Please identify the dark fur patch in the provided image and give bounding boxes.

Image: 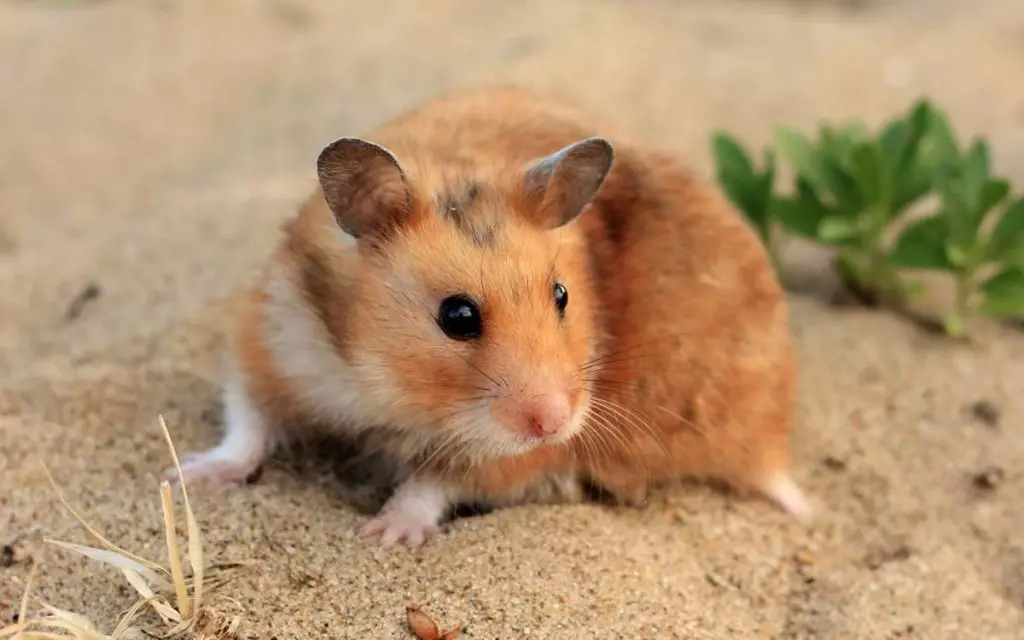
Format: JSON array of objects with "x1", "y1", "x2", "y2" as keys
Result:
[
  {"x1": 437, "y1": 182, "x2": 499, "y2": 246},
  {"x1": 293, "y1": 242, "x2": 349, "y2": 355},
  {"x1": 445, "y1": 501, "x2": 496, "y2": 523}
]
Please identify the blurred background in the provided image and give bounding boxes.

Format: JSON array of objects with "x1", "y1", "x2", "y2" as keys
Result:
[{"x1": 3, "y1": 0, "x2": 1024, "y2": 371}]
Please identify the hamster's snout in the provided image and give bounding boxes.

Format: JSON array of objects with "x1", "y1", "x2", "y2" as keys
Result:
[
  {"x1": 520, "y1": 393, "x2": 572, "y2": 439},
  {"x1": 489, "y1": 370, "x2": 579, "y2": 444}
]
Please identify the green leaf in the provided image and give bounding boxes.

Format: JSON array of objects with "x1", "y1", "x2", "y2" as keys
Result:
[
  {"x1": 938, "y1": 154, "x2": 1006, "y2": 253},
  {"x1": 891, "y1": 104, "x2": 960, "y2": 214},
  {"x1": 771, "y1": 198, "x2": 813, "y2": 238},
  {"x1": 837, "y1": 121, "x2": 868, "y2": 144},
  {"x1": 885, "y1": 101, "x2": 931, "y2": 211},
  {"x1": 1004, "y1": 246, "x2": 1024, "y2": 268},
  {"x1": 891, "y1": 171, "x2": 934, "y2": 215},
  {"x1": 820, "y1": 123, "x2": 859, "y2": 171},
  {"x1": 919, "y1": 106, "x2": 960, "y2": 167},
  {"x1": 770, "y1": 178, "x2": 828, "y2": 239},
  {"x1": 757, "y1": 149, "x2": 777, "y2": 211},
  {"x1": 711, "y1": 132, "x2": 762, "y2": 220},
  {"x1": 879, "y1": 120, "x2": 906, "y2": 161},
  {"x1": 979, "y1": 296, "x2": 1024, "y2": 317},
  {"x1": 981, "y1": 179, "x2": 1011, "y2": 212},
  {"x1": 981, "y1": 266, "x2": 1024, "y2": 297},
  {"x1": 712, "y1": 132, "x2": 757, "y2": 186},
  {"x1": 817, "y1": 215, "x2": 862, "y2": 243},
  {"x1": 958, "y1": 178, "x2": 1010, "y2": 250},
  {"x1": 775, "y1": 126, "x2": 828, "y2": 192},
  {"x1": 896, "y1": 101, "x2": 932, "y2": 174},
  {"x1": 945, "y1": 243, "x2": 970, "y2": 269},
  {"x1": 888, "y1": 214, "x2": 951, "y2": 270},
  {"x1": 979, "y1": 267, "x2": 1024, "y2": 317},
  {"x1": 962, "y1": 139, "x2": 991, "y2": 213},
  {"x1": 938, "y1": 170, "x2": 972, "y2": 248},
  {"x1": 851, "y1": 141, "x2": 882, "y2": 205},
  {"x1": 821, "y1": 156, "x2": 865, "y2": 214}
]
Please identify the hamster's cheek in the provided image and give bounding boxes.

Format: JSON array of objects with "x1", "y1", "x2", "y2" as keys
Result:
[{"x1": 383, "y1": 346, "x2": 480, "y2": 413}]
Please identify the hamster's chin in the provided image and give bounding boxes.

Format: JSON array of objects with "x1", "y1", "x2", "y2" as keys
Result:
[{"x1": 477, "y1": 420, "x2": 582, "y2": 459}]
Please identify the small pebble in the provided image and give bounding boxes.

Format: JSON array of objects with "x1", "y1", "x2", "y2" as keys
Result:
[
  {"x1": 823, "y1": 456, "x2": 847, "y2": 472},
  {"x1": 793, "y1": 550, "x2": 815, "y2": 566},
  {"x1": 968, "y1": 400, "x2": 1000, "y2": 429},
  {"x1": 972, "y1": 466, "x2": 1004, "y2": 492},
  {"x1": 865, "y1": 544, "x2": 912, "y2": 570}
]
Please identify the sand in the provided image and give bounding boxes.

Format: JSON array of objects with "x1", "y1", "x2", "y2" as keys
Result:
[{"x1": 2, "y1": 0, "x2": 1024, "y2": 638}]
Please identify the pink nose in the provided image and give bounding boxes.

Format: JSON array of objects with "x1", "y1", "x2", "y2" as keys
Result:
[{"x1": 522, "y1": 394, "x2": 572, "y2": 438}]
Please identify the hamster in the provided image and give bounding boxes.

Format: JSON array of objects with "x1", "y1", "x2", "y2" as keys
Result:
[{"x1": 171, "y1": 87, "x2": 811, "y2": 547}]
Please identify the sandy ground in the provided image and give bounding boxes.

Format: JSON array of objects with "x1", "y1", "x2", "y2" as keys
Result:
[{"x1": 2, "y1": 0, "x2": 1024, "y2": 638}]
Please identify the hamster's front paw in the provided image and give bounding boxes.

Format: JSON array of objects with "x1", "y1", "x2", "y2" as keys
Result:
[
  {"x1": 358, "y1": 478, "x2": 450, "y2": 548},
  {"x1": 165, "y1": 450, "x2": 262, "y2": 494},
  {"x1": 359, "y1": 510, "x2": 441, "y2": 549}
]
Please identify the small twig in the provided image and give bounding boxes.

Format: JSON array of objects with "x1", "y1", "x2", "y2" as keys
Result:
[{"x1": 63, "y1": 281, "x2": 102, "y2": 321}]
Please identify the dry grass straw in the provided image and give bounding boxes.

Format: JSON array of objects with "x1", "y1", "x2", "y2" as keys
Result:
[{"x1": 0, "y1": 415, "x2": 244, "y2": 639}]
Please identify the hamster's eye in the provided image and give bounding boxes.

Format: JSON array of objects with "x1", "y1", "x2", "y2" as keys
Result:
[
  {"x1": 438, "y1": 295, "x2": 483, "y2": 340},
  {"x1": 553, "y1": 282, "x2": 569, "y2": 316}
]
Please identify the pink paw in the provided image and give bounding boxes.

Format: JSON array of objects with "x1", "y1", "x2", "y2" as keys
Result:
[
  {"x1": 165, "y1": 451, "x2": 262, "y2": 494},
  {"x1": 359, "y1": 508, "x2": 442, "y2": 549}
]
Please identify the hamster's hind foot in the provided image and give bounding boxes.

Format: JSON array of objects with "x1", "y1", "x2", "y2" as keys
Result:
[
  {"x1": 165, "y1": 450, "x2": 263, "y2": 493},
  {"x1": 758, "y1": 471, "x2": 813, "y2": 522},
  {"x1": 165, "y1": 373, "x2": 275, "y2": 493}
]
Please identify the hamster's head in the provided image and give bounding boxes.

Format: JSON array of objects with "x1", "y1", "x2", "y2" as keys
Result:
[{"x1": 316, "y1": 135, "x2": 614, "y2": 460}]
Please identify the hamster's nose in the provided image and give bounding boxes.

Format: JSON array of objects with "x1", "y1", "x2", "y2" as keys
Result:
[{"x1": 522, "y1": 393, "x2": 572, "y2": 438}]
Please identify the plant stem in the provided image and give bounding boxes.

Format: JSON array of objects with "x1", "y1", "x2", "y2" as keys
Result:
[
  {"x1": 869, "y1": 205, "x2": 901, "y2": 304},
  {"x1": 946, "y1": 273, "x2": 972, "y2": 338},
  {"x1": 765, "y1": 222, "x2": 781, "y2": 273},
  {"x1": 836, "y1": 249, "x2": 879, "y2": 307}
]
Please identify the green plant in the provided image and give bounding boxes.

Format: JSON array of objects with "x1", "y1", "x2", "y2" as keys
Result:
[
  {"x1": 711, "y1": 132, "x2": 778, "y2": 263},
  {"x1": 770, "y1": 100, "x2": 960, "y2": 305},
  {"x1": 889, "y1": 138, "x2": 1024, "y2": 336},
  {"x1": 710, "y1": 97, "x2": 1024, "y2": 338}
]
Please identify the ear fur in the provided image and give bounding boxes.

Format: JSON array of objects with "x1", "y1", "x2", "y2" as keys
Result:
[
  {"x1": 316, "y1": 137, "x2": 412, "y2": 238},
  {"x1": 521, "y1": 137, "x2": 614, "y2": 229}
]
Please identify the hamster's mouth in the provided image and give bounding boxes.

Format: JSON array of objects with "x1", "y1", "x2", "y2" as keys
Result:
[
  {"x1": 461, "y1": 425, "x2": 574, "y2": 461},
  {"x1": 503, "y1": 416, "x2": 584, "y2": 452}
]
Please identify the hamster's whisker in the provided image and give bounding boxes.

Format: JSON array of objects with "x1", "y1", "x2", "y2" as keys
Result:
[
  {"x1": 454, "y1": 352, "x2": 502, "y2": 389},
  {"x1": 588, "y1": 396, "x2": 672, "y2": 458},
  {"x1": 584, "y1": 408, "x2": 654, "y2": 483},
  {"x1": 430, "y1": 401, "x2": 496, "y2": 434},
  {"x1": 580, "y1": 411, "x2": 619, "y2": 460},
  {"x1": 451, "y1": 391, "x2": 499, "y2": 405},
  {"x1": 441, "y1": 438, "x2": 473, "y2": 476},
  {"x1": 587, "y1": 408, "x2": 637, "y2": 460},
  {"x1": 411, "y1": 429, "x2": 465, "y2": 479},
  {"x1": 580, "y1": 377, "x2": 643, "y2": 392},
  {"x1": 578, "y1": 353, "x2": 662, "y2": 373},
  {"x1": 571, "y1": 410, "x2": 602, "y2": 462},
  {"x1": 654, "y1": 405, "x2": 712, "y2": 439},
  {"x1": 575, "y1": 392, "x2": 625, "y2": 461},
  {"x1": 577, "y1": 344, "x2": 660, "y2": 370},
  {"x1": 577, "y1": 331, "x2": 698, "y2": 372}
]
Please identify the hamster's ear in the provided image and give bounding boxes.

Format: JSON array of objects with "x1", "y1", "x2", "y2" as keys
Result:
[
  {"x1": 521, "y1": 137, "x2": 614, "y2": 229},
  {"x1": 317, "y1": 137, "x2": 412, "y2": 239}
]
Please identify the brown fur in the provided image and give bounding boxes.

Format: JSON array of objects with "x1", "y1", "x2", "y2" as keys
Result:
[{"x1": 234, "y1": 87, "x2": 803, "y2": 515}]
